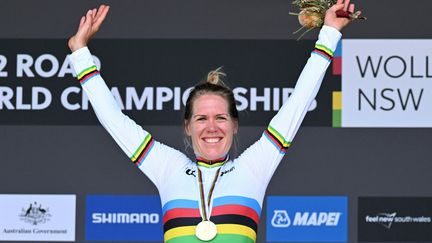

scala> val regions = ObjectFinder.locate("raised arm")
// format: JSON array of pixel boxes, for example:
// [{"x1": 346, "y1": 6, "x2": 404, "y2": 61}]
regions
[
  {"x1": 237, "y1": 0, "x2": 359, "y2": 183},
  {"x1": 68, "y1": 5, "x2": 189, "y2": 189},
  {"x1": 267, "y1": 0, "x2": 358, "y2": 146},
  {"x1": 269, "y1": 0, "x2": 358, "y2": 143}
]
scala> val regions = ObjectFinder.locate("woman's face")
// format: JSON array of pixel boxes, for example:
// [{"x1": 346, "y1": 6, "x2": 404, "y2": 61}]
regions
[{"x1": 186, "y1": 94, "x2": 238, "y2": 160}]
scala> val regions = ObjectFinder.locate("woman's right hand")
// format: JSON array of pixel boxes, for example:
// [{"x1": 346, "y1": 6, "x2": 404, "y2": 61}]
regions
[
  {"x1": 68, "y1": 4, "x2": 110, "y2": 52},
  {"x1": 324, "y1": 0, "x2": 360, "y2": 32}
]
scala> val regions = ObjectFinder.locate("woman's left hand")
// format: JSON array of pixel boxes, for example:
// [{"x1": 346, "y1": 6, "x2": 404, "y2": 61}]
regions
[{"x1": 324, "y1": 0, "x2": 361, "y2": 32}]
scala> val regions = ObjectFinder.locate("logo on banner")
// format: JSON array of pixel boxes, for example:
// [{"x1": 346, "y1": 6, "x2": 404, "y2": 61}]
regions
[
  {"x1": 271, "y1": 210, "x2": 342, "y2": 228},
  {"x1": 19, "y1": 202, "x2": 52, "y2": 226},
  {"x1": 271, "y1": 210, "x2": 291, "y2": 227},
  {"x1": 367, "y1": 212, "x2": 397, "y2": 229},
  {"x1": 85, "y1": 195, "x2": 163, "y2": 241},
  {"x1": 365, "y1": 212, "x2": 431, "y2": 230},
  {"x1": 358, "y1": 197, "x2": 432, "y2": 242},
  {"x1": 266, "y1": 196, "x2": 347, "y2": 242},
  {"x1": 0, "y1": 194, "x2": 76, "y2": 242},
  {"x1": 334, "y1": 39, "x2": 432, "y2": 127}
]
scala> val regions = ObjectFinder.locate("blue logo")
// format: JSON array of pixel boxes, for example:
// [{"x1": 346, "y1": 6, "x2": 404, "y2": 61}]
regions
[
  {"x1": 267, "y1": 196, "x2": 348, "y2": 242},
  {"x1": 85, "y1": 195, "x2": 163, "y2": 241}
]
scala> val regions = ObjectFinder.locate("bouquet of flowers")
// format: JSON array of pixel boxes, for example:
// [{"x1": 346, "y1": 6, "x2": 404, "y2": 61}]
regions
[{"x1": 289, "y1": 0, "x2": 365, "y2": 39}]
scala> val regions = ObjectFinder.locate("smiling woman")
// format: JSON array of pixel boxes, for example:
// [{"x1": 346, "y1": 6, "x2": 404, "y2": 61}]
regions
[
  {"x1": 184, "y1": 70, "x2": 239, "y2": 161},
  {"x1": 185, "y1": 93, "x2": 237, "y2": 161},
  {"x1": 68, "y1": 1, "x2": 358, "y2": 242}
]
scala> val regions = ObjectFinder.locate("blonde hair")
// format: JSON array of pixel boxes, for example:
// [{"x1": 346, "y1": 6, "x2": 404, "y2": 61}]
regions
[{"x1": 206, "y1": 67, "x2": 227, "y2": 86}]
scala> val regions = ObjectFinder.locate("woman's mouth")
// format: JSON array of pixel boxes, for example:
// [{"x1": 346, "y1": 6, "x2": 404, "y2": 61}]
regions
[{"x1": 203, "y1": 137, "x2": 222, "y2": 143}]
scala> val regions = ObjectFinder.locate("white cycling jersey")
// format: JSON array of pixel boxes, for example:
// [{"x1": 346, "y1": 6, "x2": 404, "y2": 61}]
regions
[{"x1": 70, "y1": 25, "x2": 341, "y2": 243}]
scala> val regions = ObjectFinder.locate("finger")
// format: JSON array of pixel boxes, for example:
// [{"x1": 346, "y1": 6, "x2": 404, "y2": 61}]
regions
[
  {"x1": 329, "y1": 3, "x2": 345, "y2": 11},
  {"x1": 348, "y1": 3, "x2": 355, "y2": 13},
  {"x1": 89, "y1": 8, "x2": 95, "y2": 23},
  {"x1": 93, "y1": 5, "x2": 108, "y2": 24},
  {"x1": 84, "y1": 9, "x2": 93, "y2": 26},
  {"x1": 93, "y1": 5, "x2": 110, "y2": 29},
  {"x1": 95, "y1": 4, "x2": 107, "y2": 20},
  {"x1": 92, "y1": 8, "x2": 97, "y2": 19},
  {"x1": 336, "y1": 0, "x2": 343, "y2": 4},
  {"x1": 344, "y1": 0, "x2": 351, "y2": 11},
  {"x1": 78, "y1": 16, "x2": 86, "y2": 29},
  {"x1": 92, "y1": 9, "x2": 98, "y2": 24}
]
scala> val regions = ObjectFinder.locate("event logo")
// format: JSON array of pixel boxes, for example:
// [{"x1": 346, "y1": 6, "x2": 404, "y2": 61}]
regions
[
  {"x1": 0, "y1": 194, "x2": 76, "y2": 242},
  {"x1": 19, "y1": 202, "x2": 52, "y2": 226},
  {"x1": 85, "y1": 195, "x2": 163, "y2": 241},
  {"x1": 334, "y1": 39, "x2": 432, "y2": 127},
  {"x1": 267, "y1": 196, "x2": 347, "y2": 242},
  {"x1": 358, "y1": 197, "x2": 432, "y2": 242}
]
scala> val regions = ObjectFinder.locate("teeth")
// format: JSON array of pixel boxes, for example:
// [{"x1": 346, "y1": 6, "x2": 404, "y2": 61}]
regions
[{"x1": 204, "y1": 138, "x2": 221, "y2": 143}]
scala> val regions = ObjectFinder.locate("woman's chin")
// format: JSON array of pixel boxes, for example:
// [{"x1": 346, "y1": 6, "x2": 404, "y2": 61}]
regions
[{"x1": 199, "y1": 152, "x2": 226, "y2": 161}]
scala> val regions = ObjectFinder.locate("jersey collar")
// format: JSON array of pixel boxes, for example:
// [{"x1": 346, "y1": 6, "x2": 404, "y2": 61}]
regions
[{"x1": 196, "y1": 154, "x2": 229, "y2": 168}]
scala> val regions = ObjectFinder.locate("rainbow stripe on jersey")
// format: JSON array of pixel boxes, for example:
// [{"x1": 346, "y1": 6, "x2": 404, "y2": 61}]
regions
[
  {"x1": 77, "y1": 65, "x2": 100, "y2": 84},
  {"x1": 312, "y1": 43, "x2": 334, "y2": 62},
  {"x1": 264, "y1": 126, "x2": 291, "y2": 153},
  {"x1": 131, "y1": 134, "x2": 155, "y2": 166},
  {"x1": 162, "y1": 196, "x2": 260, "y2": 243}
]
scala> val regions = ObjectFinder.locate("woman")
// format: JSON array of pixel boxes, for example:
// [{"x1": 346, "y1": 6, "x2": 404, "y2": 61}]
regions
[{"x1": 68, "y1": 1, "x2": 358, "y2": 242}]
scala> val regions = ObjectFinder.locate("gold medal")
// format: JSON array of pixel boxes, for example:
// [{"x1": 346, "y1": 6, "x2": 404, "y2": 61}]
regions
[{"x1": 195, "y1": 220, "x2": 217, "y2": 241}]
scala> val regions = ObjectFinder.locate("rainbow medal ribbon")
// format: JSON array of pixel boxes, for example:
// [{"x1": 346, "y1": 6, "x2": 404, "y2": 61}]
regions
[{"x1": 195, "y1": 158, "x2": 226, "y2": 241}]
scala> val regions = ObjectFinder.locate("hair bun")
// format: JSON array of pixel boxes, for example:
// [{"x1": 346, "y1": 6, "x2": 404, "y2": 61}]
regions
[{"x1": 207, "y1": 67, "x2": 226, "y2": 85}]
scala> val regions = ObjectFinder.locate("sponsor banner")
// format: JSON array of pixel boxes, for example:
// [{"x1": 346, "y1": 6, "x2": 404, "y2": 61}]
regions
[
  {"x1": 266, "y1": 196, "x2": 347, "y2": 242},
  {"x1": 85, "y1": 195, "x2": 163, "y2": 241},
  {"x1": 0, "y1": 194, "x2": 76, "y2": 241},
  {"x1": 358, "y1": 197, "x2": 432, "y2": 242},
  {"x1": 340, "y1": 39, "x2": 432, "y2": 127},
  {"x1": 0, "y1": 39, "x2": 340, "y2": 126}
]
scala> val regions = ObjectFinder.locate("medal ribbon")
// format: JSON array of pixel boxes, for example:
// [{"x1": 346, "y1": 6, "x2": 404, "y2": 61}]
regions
[
  {"x1": 196, "y1": 155, "x2": 229, "y2": 221},
  {"x1": 197, "y1": 166, "x2": 222, "y2": 221},
  {"x1": 198, "y1": 166, "x2": 222, "y2": 221}
]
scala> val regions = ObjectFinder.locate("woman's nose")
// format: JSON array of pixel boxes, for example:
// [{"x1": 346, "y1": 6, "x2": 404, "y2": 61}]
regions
[{"x1": 206, "y1": 119, "x2": 217, "y2": 131}]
